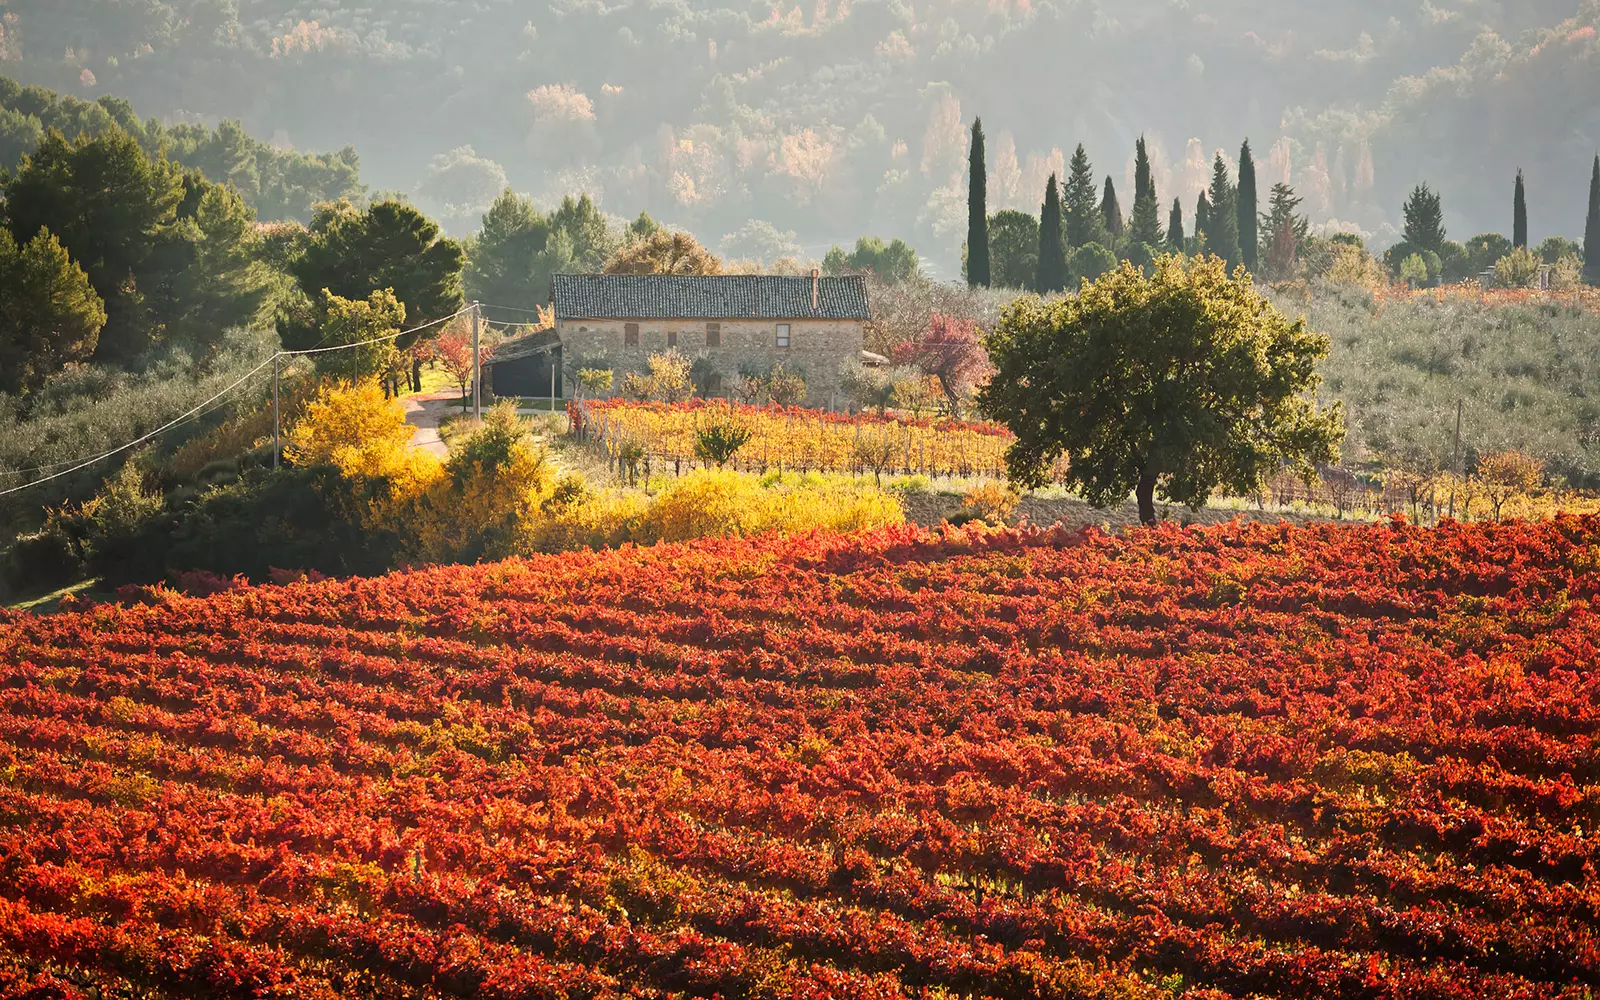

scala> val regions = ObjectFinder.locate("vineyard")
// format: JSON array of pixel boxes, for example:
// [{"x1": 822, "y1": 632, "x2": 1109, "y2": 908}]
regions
[
  {"x1": 572, "y1": 399, "x2": 1015, "y2": 479},
  {"x1": 2, "y1": 517, "x2": 1600, "y2": 997}
]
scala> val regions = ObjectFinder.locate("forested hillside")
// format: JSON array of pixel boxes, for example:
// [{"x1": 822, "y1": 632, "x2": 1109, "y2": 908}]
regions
[{"x1": 1, "y1": 0, "x2": 1596, "y2": 272}]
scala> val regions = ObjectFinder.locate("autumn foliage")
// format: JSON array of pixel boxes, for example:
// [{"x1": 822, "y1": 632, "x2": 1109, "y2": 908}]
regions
[
  {"x1": 3, "y1": 517, "x2": 1600, "y2": 996},
  {"x1": 576, "y1": 397, "x2": 1013, "y2": 478}
]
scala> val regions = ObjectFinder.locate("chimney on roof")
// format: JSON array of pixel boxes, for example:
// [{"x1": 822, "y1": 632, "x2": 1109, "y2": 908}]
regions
[{"x1": 810, "y1": 268, "x2": 820, "y2": 313}]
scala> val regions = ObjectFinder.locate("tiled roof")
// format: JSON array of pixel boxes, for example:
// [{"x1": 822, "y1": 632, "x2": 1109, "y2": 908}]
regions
[{"x1": 551, "y1": 273, "x2": 870, "y2": 321}]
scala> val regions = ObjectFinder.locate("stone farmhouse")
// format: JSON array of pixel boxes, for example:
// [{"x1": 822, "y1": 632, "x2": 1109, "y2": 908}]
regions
[{"x1": 486, "y1": 272, "x2": 873, "y2": 407}]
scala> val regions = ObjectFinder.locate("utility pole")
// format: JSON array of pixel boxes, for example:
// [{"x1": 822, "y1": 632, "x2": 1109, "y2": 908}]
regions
[
  {"x1": 471, "y1": 301, "x2": 482, "y2": 421},
  {"x1": 1451, "y1": 399, "x2": 1463, "y2": 474},
  {"x1": 272, "y1": 353, "x2": 281, "y2": 469},
  {"x1": 551, "y1": 359, "x2": 557, "y2": 414}
]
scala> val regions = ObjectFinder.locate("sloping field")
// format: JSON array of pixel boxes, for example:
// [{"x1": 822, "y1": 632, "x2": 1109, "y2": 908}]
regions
[{"x1": 1, "y1": 518, "x2": 1598, "y2": 999}]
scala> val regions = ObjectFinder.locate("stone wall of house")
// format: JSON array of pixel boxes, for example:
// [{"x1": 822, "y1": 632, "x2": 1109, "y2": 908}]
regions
[{"x1": 558, "y1": 317, "x2": 864, "y2": 406}]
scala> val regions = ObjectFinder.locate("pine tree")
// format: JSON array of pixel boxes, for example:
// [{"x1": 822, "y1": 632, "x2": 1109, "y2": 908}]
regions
[
  {"x1": 1100, "y1": 176, "x2": 1124, "y2": 247},
  {"x1": 1205, "y1": 153, "x2": 1241, "y2": 270},
  {"x1": 1036, "y1": 174, "x2": 1068, "y2": 294},
  {"x1": 967, "y1": 117, "x2": 991, "y2": 287},
  {"x1": 1401, "y1": 184, "x2": 1446, "y2": 255},
  {"x1": 1063, "y1": 144, "x2": 1103, "y2": 248},
  {"x1": 1258, "y1": 182, "x2": 1309, "y2": 281},
  {"x1": 1586, "y1": 155, "x2": 1600, "y2": 286},
  {"x1": 1129, "y1": 136, "x2": 1164, "y2": 248},
  {"x1": 1513, "y1": 169, "x2": 1528, "y2": 249},
  {"x1": 1237, "y1": 139, "x2": 1259, "y2": 272},
  {"x1": 1166, "y1": 198, "x2": 1184, "y2": 252}
]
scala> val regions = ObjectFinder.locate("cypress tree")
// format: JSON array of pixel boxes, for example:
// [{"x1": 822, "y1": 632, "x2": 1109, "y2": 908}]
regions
[
  {"x1": 1205, "y1": 152, "x2": 1241, "y2": 270},
  {"x1": 1166, "y1": 198, "x2": 1184, "y2": 252},
  {"x1": 1237, "y1": 139, "x2": 1259, "y2": 272},
  {"x1": 967, "y1": 117, "x2": 991, "y2": 287},
  {"x1": 1585, "y1": 155, "x2": 1600, "y2": 286},
  {"x1": 1036, "y1": 174, "x2": 1068, "y2": 294},
  {"x1": 1195, "y1": 192, "x2": 1211, "y2": 251},
  {"x1": 1063, "y1": 144, "x2": 1103, "y2": 248},
  {"x1": 1513, "y1": 169, "x2": 1528, "y2": 249},
  {"x1": 1129, "y1": 136, "x2": 1163, "y2": 248},
  {"x1": 1100, "y1": 176, "x2": 1124, "y2": 246}
]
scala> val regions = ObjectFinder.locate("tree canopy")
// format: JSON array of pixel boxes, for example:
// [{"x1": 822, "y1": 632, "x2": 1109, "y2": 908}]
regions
[
  {"x1": 605, "y1": 229, "x2": 723, "y2": 275},
  {"x1": 979, "y1": 254, "x2": 1343, "y2": 525},
  {"x1": 0, "y1": 227, "x2": 106, "y2": 395},
  {"x1": 2, "y1": 126, "x2": 272, "y2": 359},
  {"x1": 288, "y1": 199, "x2": 465, "y2": 348}
]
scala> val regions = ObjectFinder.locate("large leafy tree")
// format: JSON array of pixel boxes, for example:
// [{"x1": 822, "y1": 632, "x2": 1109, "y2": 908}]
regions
[
  {"x1": 1237, "y1": 139, "x2": 1258, "y2": 272},
  {"x1": 1035, "y1": 174, "x2": 1068, "y2": 294},
  {"x1": 987, "y1": 209, "x2": 1038, "y2": 290},
  {"x1": 1062, "y1": 144, "x2": 1103, "y2": 249},
  {"x1": 604, "y1": 230, "x2": 723, "y2": 275},
  {"x1": 1128, "y1": 136, "x2": 1163, "y2": 249},
  {"x1": 979, "y1": 254, "x2": 1343, "y2": 525},
  {"x1": 1402, "y1": 183, "x2": 1446, "y2": 256},
  {"x1": 823, "y1": 235, "x2": 920, "y2": 283},
  {"x1": 288, "y1": 199, "x2": 465, "y2": 348},
  {"x1": 1204, "y1": 153, "x2": 1240, "y2": 270},
  {"x1": 1586, "y1": 156, "x2": 1600, "y2": 286},
  {"x1": 0, "y1": 227, "x2": 106, "y2": 395},
  {"x1": 966, "y1": 117, "x2": 989, "y2": 288}
]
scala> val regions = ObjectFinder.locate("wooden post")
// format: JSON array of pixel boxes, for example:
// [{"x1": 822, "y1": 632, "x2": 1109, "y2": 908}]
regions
[
  {"x1": 472, "y1": 301, "x2": 482, "y2": 420},
  {"x1": 272, "y1": 354, "x2": 281, "y2": 469}
]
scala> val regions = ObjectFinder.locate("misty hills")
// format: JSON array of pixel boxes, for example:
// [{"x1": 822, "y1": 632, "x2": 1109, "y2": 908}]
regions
[{"x1": 1, "y1": 0, "x2": 1596, "y2": 273}]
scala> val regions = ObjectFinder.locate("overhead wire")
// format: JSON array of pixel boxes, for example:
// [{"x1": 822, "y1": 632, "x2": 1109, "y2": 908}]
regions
[{"x1": 0, "y1": 306, "x2": 473, "y2": 497}]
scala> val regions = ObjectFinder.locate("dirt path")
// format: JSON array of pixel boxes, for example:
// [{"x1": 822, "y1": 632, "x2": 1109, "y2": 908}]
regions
[{"x1": 402, "y1": 395, "x2": 457, "y2": 458}]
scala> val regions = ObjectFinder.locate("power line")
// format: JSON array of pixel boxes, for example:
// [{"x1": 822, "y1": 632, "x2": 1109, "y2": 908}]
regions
[
  {"x1": 0, "y1": 357, "x2": 280, "y2": 499},
  {"x1": 0, "y1": 307, "x2": 473, "y2": 498}
]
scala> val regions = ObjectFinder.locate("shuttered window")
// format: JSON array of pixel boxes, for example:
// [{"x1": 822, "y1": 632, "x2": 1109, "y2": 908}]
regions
[
  {"x1": 776, "y1": 324, "x2": 790, "y2": 349},
  {"x1": 706, "y1": 323, "x2": 721, "y2": 347},
  {"x1": 624, "y1": 323, "x2": 639, "y2": 346}
]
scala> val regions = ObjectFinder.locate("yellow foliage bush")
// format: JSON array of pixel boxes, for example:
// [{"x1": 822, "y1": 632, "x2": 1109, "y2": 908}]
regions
[
  {"x1": 639, "y1": 468, "x2": 904, "y2": 543},
  {"x1": 285, "y1": 379, "x2": 440, "y2": 493},
  {"x1": 962, "y1": 480, "x2": 1020, "y2": 524},
  {"x1": 519, "y1": 478, "x2": 650, "y2": 553},
  {"x1": 390, "y1": 403, "x2": 558, "y2": 564}
]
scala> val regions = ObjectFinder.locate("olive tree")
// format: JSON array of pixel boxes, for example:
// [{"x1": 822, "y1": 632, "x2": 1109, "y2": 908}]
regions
[{"x1": 979, "y1": 254, "x2": 1344, "y2": 525}]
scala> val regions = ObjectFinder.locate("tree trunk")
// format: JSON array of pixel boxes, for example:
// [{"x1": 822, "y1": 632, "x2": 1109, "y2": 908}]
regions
[{"x1": 1136, "y1": 467, "x2": 1158, "y2": 526}]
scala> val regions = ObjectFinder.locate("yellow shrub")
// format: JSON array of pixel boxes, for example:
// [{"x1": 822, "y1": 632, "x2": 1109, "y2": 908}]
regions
[
  {"x1": 962, "y1": 480, "x2": 1020, "y2": 524},
  {"x1": 520, "y1": 480, "x2": 649, "y2": 553},
  {"x1": 285, "y1": 379, "x2": 440, "y2": 493},
  {"x1": 640, "y1": 468, "x2": 903, "y2": 543},
  {"x1": 392, "y1": 403, "x2": 557, "y2": 564}
]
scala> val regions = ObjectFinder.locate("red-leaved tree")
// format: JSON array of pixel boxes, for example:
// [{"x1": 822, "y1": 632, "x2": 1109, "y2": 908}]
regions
[
  {"x1": 891, "y1": 312, "x2": 993, "y2": 417},
  {"x1": 433, "y1": 329, "x2": 489, "y2": 408}
]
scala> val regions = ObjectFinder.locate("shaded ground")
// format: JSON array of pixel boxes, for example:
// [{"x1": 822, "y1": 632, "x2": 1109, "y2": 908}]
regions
[{"x1": 899, "y1": 491, "x2": 1337, "y2": 530}]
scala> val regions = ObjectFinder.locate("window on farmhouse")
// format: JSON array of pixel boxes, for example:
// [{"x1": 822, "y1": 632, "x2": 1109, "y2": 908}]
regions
[
  {"x1": 706, "y1": 323, "x2": 721, "y2": 347},
  {"x1": 667, "y1": 330, "x2": 678, "y2": 348},
  {"x1": 625, "y1": 323, "x2": 639, "y2": 346},
  {"x1": 776, "y1": 324, "x2": 790, "y2": 349}
]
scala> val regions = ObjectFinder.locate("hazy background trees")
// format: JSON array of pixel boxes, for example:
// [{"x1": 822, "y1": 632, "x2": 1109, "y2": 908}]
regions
[{"x1": 2, "y1": 0, "x2": 1598, "y2": 276}]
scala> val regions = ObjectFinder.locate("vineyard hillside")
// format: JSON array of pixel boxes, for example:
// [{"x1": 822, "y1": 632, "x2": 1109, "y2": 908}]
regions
[{"x1": 2, "y1": 517, "x2": 1599, "y2": 997}]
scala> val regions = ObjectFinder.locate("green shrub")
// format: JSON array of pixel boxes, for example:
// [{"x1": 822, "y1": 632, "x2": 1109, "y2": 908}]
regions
[{"x1": 2, "y1": 523, "x2": 82, "y2": 594}]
